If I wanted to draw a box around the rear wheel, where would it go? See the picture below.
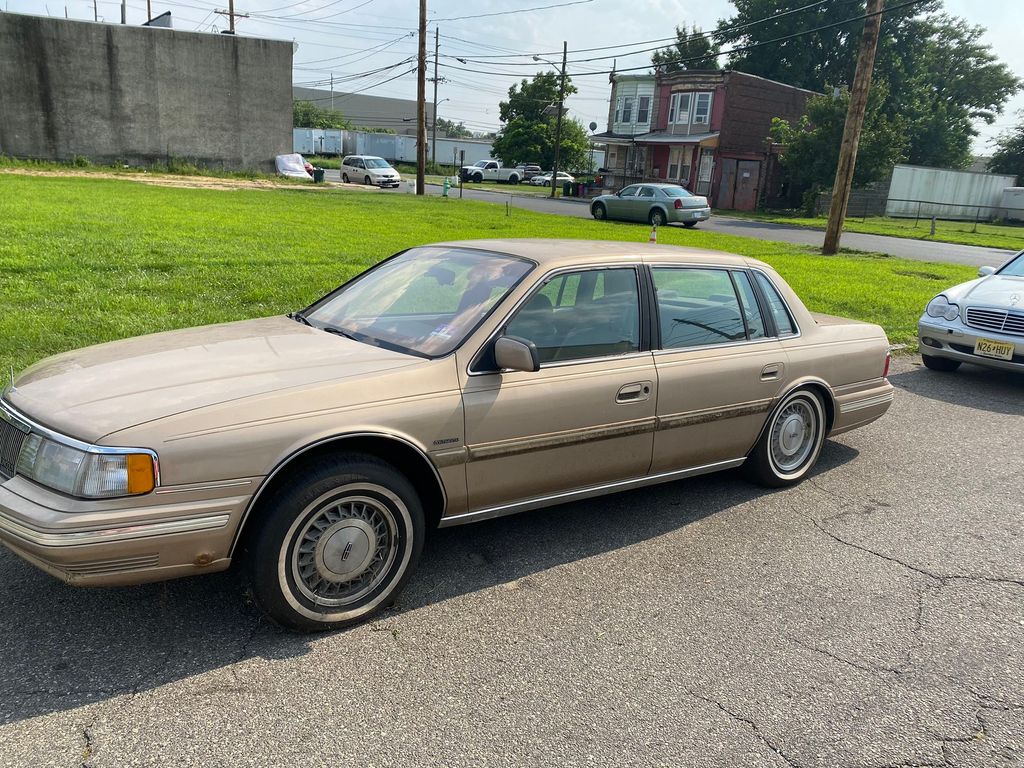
[743,388,826,488]
[922,354,961,372]
[592,203,607,220]
[245,454,424,632]
[342,173,349,183]
[649,208,667,227]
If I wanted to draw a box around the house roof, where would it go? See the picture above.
[592,131,720,146]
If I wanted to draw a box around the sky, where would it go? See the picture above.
[6,0,1024,156]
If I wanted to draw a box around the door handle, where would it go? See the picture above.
[760,363,783,381]
[616,381,652,403]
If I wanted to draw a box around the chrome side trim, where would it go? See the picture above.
[657,399,772,430]
[0,399,161,488]
[438,457,745,528]
[154,479,254,495]
[228,431,447,556]
[467,417,657,462]
[429,447,469,468]
[839,391,894,414]
[0,512,230,548]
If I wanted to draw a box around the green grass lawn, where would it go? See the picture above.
[0,174,974,374]
[725,210,1024,252]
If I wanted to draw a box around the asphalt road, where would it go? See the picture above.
[322,173,1012,269]
[1,356,1022,767]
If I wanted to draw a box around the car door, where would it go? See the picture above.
[635,186,658,222]
[459,265,657,512]
[648,265,789,472]
[606,185,639,220]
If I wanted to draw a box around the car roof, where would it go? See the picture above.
[626,182,683,189]
[346,155,384,160]
[432,238,766,270]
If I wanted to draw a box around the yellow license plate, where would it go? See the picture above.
[974,337,1015,361]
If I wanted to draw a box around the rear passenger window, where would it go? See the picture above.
[753,272,797,336]
[653,268,747,348]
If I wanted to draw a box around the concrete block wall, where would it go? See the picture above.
[0,13,293,172]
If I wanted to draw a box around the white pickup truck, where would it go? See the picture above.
[459,160,523,184]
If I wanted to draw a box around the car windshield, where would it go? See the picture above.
[305,247,534,357]
[364,158,390,169]
[660,186,693,198]
[473,161,488,168]
[997,251,1024,276]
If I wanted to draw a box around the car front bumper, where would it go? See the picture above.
[918,316,1024,372]
[670,206,711,223]
[0,473,257,586]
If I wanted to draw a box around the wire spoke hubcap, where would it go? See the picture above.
[770,400,816,473]
[292,496,398,607]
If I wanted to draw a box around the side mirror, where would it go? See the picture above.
[494,336,540,373]
[978,266,996,277]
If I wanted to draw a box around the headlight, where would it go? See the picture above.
[16,435,157,498]
[926,295,960,321]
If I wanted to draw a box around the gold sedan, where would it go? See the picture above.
[0,240,893,631]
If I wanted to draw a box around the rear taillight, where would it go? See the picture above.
[674,198,683,209]
[883,351,891,378]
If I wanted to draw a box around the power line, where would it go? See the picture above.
[432,0,595,23]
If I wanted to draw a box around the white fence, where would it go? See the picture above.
[886,164,1017,220]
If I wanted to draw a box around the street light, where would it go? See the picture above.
[534,44,568,199]
[431,97,450,168]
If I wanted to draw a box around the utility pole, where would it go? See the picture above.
[431,27,439,169]
[120,0,125,23]
[550,41,567,199]
[146,0,151,21]
[330,73,334,110]
[822,0,885,254]
[214,0,248,33]
[415,0,427,195]
[93,0,98,21]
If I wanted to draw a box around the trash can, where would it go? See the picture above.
[576,182,584,197]
[312,167,325,183]
[563,181,573,197]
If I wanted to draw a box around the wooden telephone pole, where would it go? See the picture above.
[549,41,568,199]
[214,0,248,33]
[415,0,427,195]
[822,0,885,254]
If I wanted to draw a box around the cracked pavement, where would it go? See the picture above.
[0,357,1021,767]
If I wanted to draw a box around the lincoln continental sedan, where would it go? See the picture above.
[0,240,893,631]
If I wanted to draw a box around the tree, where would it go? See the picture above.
[715,0,1020,169]
[989,113,1024,182]
[769,86,908,197]
[292,100,350,130]
[491,72,591,171]
[435,118,473,139]
[651,25,721,72]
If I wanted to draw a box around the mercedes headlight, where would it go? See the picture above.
[926,295,960,321]
[17,435,157,498]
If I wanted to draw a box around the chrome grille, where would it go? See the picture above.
[0,415,27,480]
[965,307,1024,337]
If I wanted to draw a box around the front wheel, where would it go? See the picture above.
[473,173,483,183]
[245,455,425,632]
[649,208,667,227]
[364,175,372,186]
[921,354,961,372]
[743,389,826,488]
[592,203,607,221]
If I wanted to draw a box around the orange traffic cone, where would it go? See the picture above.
[649,225,657,243]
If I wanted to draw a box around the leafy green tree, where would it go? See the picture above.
[988,113,1024,182]
[651,25,721,72]
[435,118,473,138]
[491,72,591,171]
[769,86,908,191]
[292,100,350,130]
[715,0,1020,169]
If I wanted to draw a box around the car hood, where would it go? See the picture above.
[943,274,1024,307]
[6,316,426,442]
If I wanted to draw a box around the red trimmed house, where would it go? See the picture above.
[593,69,816,210]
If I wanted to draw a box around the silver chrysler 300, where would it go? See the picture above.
[918,250,1024,373]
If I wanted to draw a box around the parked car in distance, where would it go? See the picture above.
[917,249,1024,372]
[340,155,401,188]
[530,171,576,187]
[592,183,711,228]
[460,160,523,184]
[515,164,542,181]
[0,240,893,632]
